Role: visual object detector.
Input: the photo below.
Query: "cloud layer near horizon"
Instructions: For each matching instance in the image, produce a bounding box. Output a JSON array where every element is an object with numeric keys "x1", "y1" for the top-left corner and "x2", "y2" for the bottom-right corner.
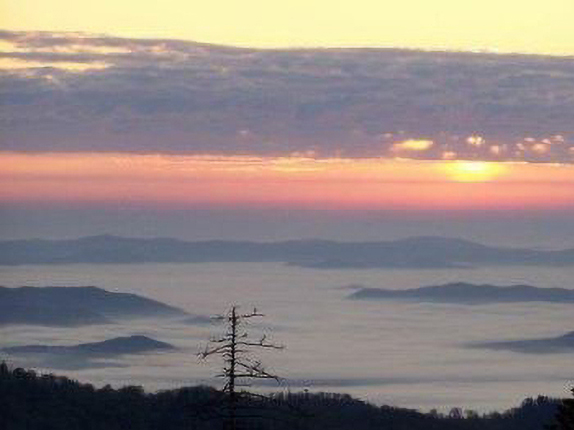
[{"x1": 1, "y1": 30, "x2": 574, "y2": 162}]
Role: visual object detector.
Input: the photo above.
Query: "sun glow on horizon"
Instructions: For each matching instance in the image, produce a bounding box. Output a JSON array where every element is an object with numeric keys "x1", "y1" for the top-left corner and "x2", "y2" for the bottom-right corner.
[
  {"x1": 444, "y1": 161, "x2": 508, "y2": 182},
  {"x1": 1, "y1": 152, "x2": 574, "y2": 212}
]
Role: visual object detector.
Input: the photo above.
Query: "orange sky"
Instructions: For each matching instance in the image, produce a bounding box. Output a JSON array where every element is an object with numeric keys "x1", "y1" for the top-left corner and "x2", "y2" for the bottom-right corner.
[{"x1": 2, "y1": 152, "x2": 574, "y2": 212}]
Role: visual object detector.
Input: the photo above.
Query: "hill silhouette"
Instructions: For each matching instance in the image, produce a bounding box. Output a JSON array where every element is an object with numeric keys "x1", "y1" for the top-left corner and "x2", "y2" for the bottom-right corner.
[
  {"x1": 470, "y1": 331, "x2": 574, "y2": 354},
  {"x1": 348, "y1": 282, "x2": 574, "y2": 304},
  {"x1": 0, "y1": 286, "x2": 188, "y2": 326},
  {"x1": 1, "y1": 235, "x2": 574, "y2": 268},
  {"x1": 0, "y1": 363, "x2": 561, "y2": 430},
  {"x1": 4, "y1": 335, "x2": 175, "y2": 357},
  {"x1": 2, "y1": 336, "x2": 177, "y2": 370}
]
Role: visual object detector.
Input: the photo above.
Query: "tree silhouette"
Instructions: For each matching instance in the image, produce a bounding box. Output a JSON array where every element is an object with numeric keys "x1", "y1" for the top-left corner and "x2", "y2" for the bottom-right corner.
[
  {"x1": 552, "y1": 387, "x2": 574, "y2": 430},
  {"x1": 199, "y1": 306, "x2": 284, "y2": 430},
  {"x1": 0, "y1": 360, "x2": 565, "y2": 430}
]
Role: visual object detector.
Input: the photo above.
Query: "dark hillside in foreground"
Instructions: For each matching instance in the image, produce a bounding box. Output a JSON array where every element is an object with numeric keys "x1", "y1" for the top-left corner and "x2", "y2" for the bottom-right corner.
[
  {"x1": 1, "y1": 235, "x2": 574, "y2": 268},
  {"x1": 0, "y1": 363, "x2": 560, "y2": 430}
]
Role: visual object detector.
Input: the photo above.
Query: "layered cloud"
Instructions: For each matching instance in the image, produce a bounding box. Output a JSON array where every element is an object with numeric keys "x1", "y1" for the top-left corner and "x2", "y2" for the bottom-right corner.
[{"x1": 1, "y1": 30, "x2": 573, "y2": 162}]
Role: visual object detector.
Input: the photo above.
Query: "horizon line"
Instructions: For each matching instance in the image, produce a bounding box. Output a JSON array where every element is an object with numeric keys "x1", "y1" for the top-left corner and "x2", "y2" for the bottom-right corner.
[{"x1": 3, "y1": 28, "x2": 574, "y2": 59}]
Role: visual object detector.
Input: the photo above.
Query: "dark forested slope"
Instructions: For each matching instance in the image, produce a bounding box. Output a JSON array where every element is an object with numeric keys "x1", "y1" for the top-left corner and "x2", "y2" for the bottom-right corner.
[{"x1": 0, "y1": 363, "x2": 561, "y2": 430}]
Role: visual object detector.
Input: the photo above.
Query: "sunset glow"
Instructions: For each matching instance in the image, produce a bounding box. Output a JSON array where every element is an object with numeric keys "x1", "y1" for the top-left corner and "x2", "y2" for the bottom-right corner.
[
  {"x1": 0, "y1": 57, "x2": 109, "y2": 71},
  {"x1": 444, "y1": 161, "x2": 507, "y2": 182},
  {"x1": 2, "y1": 152, "x2": 573, "y2": 212}
]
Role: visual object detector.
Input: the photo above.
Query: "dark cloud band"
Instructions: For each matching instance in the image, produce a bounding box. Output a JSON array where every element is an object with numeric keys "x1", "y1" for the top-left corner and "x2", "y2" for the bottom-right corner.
[{"x1": 1, "y1": 30, "x2": 573, "y2": 162}]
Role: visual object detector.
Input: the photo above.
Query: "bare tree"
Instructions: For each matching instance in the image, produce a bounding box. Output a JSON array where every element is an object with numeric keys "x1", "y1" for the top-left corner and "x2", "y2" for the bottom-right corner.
[{"x1": 199, "y1": 305, "x2": 284, "y2": 430}]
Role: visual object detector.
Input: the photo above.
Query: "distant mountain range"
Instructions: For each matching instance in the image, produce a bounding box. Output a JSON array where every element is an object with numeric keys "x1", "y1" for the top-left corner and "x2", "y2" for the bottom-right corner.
[
  {"x1": 3, "y1": 335, "x2": 175, "y2": 357},
  {"x1": 1, "y1": 235, "x2": 574, "y2": 268},
  {"x1": 469, "y1": 331, "x2": 574, "y2": 354},
  {"x1": 348, "y1": 282, "x2": 574, "y2": 304},
  {"x1": 0, "y1": 286, "x2": 188, "y2": 326}
]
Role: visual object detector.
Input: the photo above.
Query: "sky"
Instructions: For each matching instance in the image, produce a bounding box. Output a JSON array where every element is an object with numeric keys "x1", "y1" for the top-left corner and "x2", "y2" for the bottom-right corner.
[
  {"x1": 2, "y1": 0, "x2": 574, "y2": 55},
  {"x1": 1, "y1": 3, "x2": 574, "y2": 246}
]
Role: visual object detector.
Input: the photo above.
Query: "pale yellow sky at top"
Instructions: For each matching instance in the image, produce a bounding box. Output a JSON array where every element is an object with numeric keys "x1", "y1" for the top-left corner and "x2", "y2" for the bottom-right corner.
[{"x1": 2, "y1": 0, "x2": 573, "y2": 55}]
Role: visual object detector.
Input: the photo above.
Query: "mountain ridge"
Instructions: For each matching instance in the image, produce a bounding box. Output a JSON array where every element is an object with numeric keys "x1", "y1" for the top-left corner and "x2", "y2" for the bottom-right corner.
[
  {"x1": 470, "y1": 331, "x2": 574, "y2": 354},
  {"x1": 0, "y1": 286, "x2": 188, "y2": 326},
  {"x1": 1, "y1": 235, "x2": 573, "y2": 268},
  {"x1": 348, "y1": 282, "x2": 574, "y2": 304},
  {"x1": 3, "y1": 335, "x2": 176, "y2": 357}
]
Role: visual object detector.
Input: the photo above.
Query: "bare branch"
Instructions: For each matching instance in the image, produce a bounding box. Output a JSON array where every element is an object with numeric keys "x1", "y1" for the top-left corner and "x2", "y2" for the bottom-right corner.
[{"x1": 199, "y1": 305, "x2": 284, "y2": 429}]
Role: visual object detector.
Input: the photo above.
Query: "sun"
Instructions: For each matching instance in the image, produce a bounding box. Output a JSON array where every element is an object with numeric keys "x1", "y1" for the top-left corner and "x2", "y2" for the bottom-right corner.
[{"x1": 444, "y1": 161, "x2": 507, "y2": 182}]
